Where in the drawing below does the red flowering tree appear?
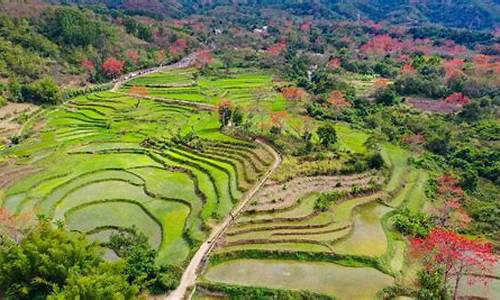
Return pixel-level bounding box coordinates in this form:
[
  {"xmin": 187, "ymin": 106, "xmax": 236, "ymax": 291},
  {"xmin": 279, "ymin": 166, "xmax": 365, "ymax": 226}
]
[
  {"xmin": 400, "ymin": 64, "xmax": 417, "ymax": 75},
  {"xmin": 125, "ymin": 49, "xmax": 141, "ymax": 65},
  {"xmin": 270, "ymin": 111, "xmax": 288, "ymax": 132},
  {"xmin": 281, "ymin": 86, "xmax": 308, "ymax": 102},
  {"xmin": 266, "ymin": 41, "xmax": 287, "ymax": 57},
  {"xmin": 102, "ymin": 57, "xmax": 125, "ymax": 78},
  {"xmin": 327, "ymin": 58, "xmax": 341, "ymax": 70},
  {"xmin": 432, "ymin": 174, "xmax": 471, "ymax": 229},
  {"xmin": 327, "ymin": 90, "xmax": 351, "ymax": 109},
  {"xmin": 411, "ymin": 228, "xmax": 497, "ymax": 299},
  {"xmin": 445, "ymin": 92, "xmax": 471, "ymax": 106},
  {"xmin": 81, "ymin": 59, "xmax": 95, "ymax": 73},
  {"xmin": 169, "ymin": 38, "xmax": 188, "ymax": 56},
  {"xmin": 360, "ymin": 34, "xmax": 403, "ymax": 56},
  {"xmin": 194, "ymin": 49, "xmax": 214, "ymax": 69}
]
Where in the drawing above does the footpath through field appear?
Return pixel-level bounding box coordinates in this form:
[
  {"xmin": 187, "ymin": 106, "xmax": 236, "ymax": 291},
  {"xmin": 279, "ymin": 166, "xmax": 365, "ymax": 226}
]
[
  {"xmin": 113, "ymin": 57, "xmax": 282, "ymax": 300},
  {"xmin": 111, "ymin": 53, "xmax": 198, "ymax": 92},
  {"xmin": 165, "ymin": 140, "xmax": 281, "ymax": 300}
]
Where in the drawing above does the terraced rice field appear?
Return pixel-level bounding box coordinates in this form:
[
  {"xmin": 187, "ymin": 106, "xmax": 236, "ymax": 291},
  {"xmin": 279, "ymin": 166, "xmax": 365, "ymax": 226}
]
[
  {"xmin": 0, "ymin": 91, "xmax": 275, "ymax": 267},
  {"xmin": 121, "ymin": 68, "xmax": 288, "ymax": 112},
  {"xmin": 204, "ymin": 259, "xmax": 394, "ymax": 299},
  {"xmin": 199, "ymin": 133, "xmax": 428, "ymax": 299}
]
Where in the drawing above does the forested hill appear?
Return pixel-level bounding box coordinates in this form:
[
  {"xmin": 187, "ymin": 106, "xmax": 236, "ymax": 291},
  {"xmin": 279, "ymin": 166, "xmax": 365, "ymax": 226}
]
[{"xmin": 58, "ymin": 0, "xmax": 500, "ymax": 31}]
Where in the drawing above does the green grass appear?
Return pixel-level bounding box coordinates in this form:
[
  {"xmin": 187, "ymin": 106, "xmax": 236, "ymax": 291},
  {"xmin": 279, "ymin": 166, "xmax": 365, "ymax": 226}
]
[{"xmin": 0, "ymin": 89, "xmax": 268, "ymax": 268}]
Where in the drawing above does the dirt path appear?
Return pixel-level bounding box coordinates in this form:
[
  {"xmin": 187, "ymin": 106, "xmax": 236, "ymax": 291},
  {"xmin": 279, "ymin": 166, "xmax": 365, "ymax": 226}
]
[
  {"xmin": 165, "ymin": 139, "xmax": 281, "ymax": 300},
  {"xmin": 111, "ymin": 53, "xmax": 197, "ymax": 92}
]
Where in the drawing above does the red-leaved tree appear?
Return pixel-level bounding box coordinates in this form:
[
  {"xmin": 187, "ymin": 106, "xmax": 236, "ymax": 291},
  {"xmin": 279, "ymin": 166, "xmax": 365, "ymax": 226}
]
[
  {"xmin": 102, "ymin": 57, "xmax": 125, "ymax": 78},
  {"xmin": 267, "ymin": 41, "xmax": 287, "ymax": 57},
  {"xmin": 194, "ymin": 49, "xmax": 214, "ymax": 69},
  {"xmin": 445, "ymin": 92, "xmax": 471, "ymax": 106},
  {"xmin": 432, "ymin": 174, "xmax": 471, "ymax": 230},
  {"xmin": 361, "ymin": 34, "xmax": 403, "ymax": 56},
  {"xmin": 281, "ymin": 86, "xmax": 308, "ymax": 102},
  {"xmin": 327, "ymin": 90, "xmax": 352, "ymax": 109},
  {"xmin": 411, "ymin": 228, "xmax": 497, "ymax": 299}
]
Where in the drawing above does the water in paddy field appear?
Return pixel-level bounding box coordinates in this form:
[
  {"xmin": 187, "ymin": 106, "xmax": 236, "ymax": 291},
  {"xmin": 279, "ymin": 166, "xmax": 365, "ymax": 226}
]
[
  {"xmin": 333, "ymin": 202, "xmax": 393, "ymax": 257},
  {"xmin": 204, "ymin": 259, "xmax": 394, "ymax": 299}
]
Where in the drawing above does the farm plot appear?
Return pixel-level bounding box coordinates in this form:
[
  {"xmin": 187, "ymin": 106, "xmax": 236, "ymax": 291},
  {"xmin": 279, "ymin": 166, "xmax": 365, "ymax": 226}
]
[
  {"xmin": 0, "ymin": 91, "xmax": 274, "ymax": 269},
  {"xmin": 200, "ymin": 129, "xmax": 425, "ymax": 298},
  {"xmin": 121, "ymin": 68, "xmax": 288, "ymax": 112},
  {"xmin": 203, "ymin": 259, "xmax": 394, "ymax": 300}
]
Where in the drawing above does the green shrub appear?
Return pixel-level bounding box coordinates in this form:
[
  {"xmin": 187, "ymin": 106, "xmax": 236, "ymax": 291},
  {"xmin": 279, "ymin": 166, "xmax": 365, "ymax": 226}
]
[
  {"xmin": 0, "ymin": 95, "xmax": 6, "ymax": 107},
  {"xmin": 21, "ymin": 77, "xmax": 61, "ymax": 104},
  {"xmin": 393, "ymin": 208, "xmax": 432, "ymax": 237}
]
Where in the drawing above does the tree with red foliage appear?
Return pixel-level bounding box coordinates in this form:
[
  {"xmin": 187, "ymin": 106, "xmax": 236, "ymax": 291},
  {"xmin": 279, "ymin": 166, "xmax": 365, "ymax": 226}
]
[
  {"xmin": 400, "ymin": 64, "xmax": 416, "ymax": 75},
  {"xmin": 281, "ymin": 86, "xmax": 308, "ymax": 102},
  {"xmin": 327, "ymin": 58, "xmax": 341, "ymax": 70},
  {"xmin": 411, "ymin": 228, "xmax": 497, "ymax": 299},
  {"xmin": 155, "ymin": 50, "xmax": 167, "ymax": 65},
  {"xmin": 327, "ymin": 90, "xmax": 351, "ymax": 109},
  {"xmin": 432, "ymin": 174, "xmax": 471, "ymax": 229},
  {"xmin": 374, "ymin": 78, "xmax": 390, "ymax": 89},
  {"xmin": 125, "ymin": 49, "xmax": 141, "ymax": 65},
  {"xmin": 194, "ymin": 49, "xmax": 213, "ymax": 69},
  {"xmin": 270, "ymin": 111, "xmax": 288, "ymax": 132},
  {"xmin": 266, "ymin": 41, "xmax": 287, "ymax": 57},
  {"xmin": 299, "ymin": 22, "xmax": 312, "ymax": 32},
  {"xmin": 102, "ymin": 57, "xmax": 125, "ymax": 78},
  {"xmin": 445, "ymin": 92, "xmax": 471, "ymax": 106},
  {"xmin": 361, "ymin": 34, "xmax": 403, "ymax": 56},
  {"xmin": 81, "ymin": 59, "xmax": 95, "ymax": 73},
  {"xmin": 169, "ymin": 39, "xmax": 188, "ymax": 56}
]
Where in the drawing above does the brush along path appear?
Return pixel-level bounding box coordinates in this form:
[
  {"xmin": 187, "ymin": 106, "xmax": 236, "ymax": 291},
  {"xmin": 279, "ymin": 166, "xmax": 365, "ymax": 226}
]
[{"xmin": 165, "ymin": 140, "xmax": 281, "ymax": 300}]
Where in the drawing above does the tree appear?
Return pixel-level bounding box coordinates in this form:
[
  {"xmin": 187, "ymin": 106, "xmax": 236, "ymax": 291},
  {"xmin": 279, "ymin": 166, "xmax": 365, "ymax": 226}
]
[
  {"xmin": 411, "ymin": 228, "xmax": 497, "ymax": 300},
  {"xmin": 327, "ymin": 90, "xmax": 351, "ymax": 109},
  {"xmin": 108, "ymin": 229, "xmax": 157, "ymax": 288},
  {"xmin": 360, "ymin": 34, "xmax": 403, "ymax": 56},
  {"xmin": 281, "ymin": 86, "xmax": 308, "ymax": 102},
  {"xmin": 266, "ymin": 41, "xmax": 287, "ymax": 57},
  {"xmin": 269, "ymin": 111, "xmax": 288, "ymax": 134},
  {"xmin": 0, "ymin": 220, "xmax": 104, "ymax": 299},
  {"xmin": 375, "ymin": 86, "xmax": 397, "ymax": 106},
  {"xmin": 194, "ymin": 49, "xmax": 213, "ymax": 69},
  {"xmin": 125, "ymin": 49, "xmax": 141, "ymax": 65},
  {"xmin": 49, "ymin": 263, "xmax": 138, "ymax": 300},
  {"xmin": 316, "ymin": 124, "xmax": 337, "ymax": 148},
  {"xmin": 232, "ymin": 106, "xmax": 244, "ymax": 127},
  {"xmin": 21, "ymin": 77, "xmax": 61, "ymax": 104},
  {"xmin": 444, "ymin": 92, "xmax": 471, "ymax": 106},
  {"xmin": 400, "ymin": 64, "xmax": 417, "ymax": 75},
  {"xmin": 102, "ymin": 57, "xmax": 125, "ymax": 78},
  {"xmin": 217, "ymin": 99, "xmax": 233, "ymax": 128},
  {"xmin": 432, "ymin": 174, "xmax": 471, "ymax": 230}
]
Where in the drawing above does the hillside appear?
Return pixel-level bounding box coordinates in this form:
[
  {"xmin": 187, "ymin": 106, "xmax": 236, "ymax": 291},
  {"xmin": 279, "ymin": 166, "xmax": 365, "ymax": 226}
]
[
  {"xmin": 61, "ymin": 0, "xmax": 500, "ymax": 30},
  {"xmin": 0, "ymin": 0, "xmax": 499, "ymax": 299}
]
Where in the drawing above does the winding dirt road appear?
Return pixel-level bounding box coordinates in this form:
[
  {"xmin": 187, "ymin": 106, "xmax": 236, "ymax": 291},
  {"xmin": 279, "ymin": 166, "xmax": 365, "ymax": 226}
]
[
  {"xmin": 111, "ymin": 53, "xmax": 198, "ymax": 92},
  {"xmin": 165, "ymin": 140, "xmax": 281, "ymax": 300},
  {"xmin": 113, "ymin": 55, "xmax": 282, "ymax": 300}
]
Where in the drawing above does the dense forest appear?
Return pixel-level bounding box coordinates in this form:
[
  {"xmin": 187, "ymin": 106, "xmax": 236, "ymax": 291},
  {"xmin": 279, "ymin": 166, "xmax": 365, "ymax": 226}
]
[{"xmin": 0, "ymin": 0, "xmax": 499, "ymax": 299}]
